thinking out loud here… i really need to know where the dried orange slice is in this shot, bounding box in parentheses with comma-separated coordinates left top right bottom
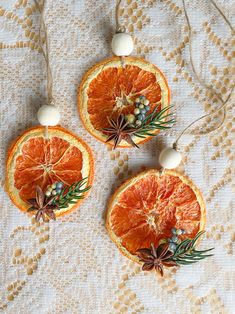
(6, 126, 94, 216)
(78, 56, 170, 147)
(106, 169, 206, 263)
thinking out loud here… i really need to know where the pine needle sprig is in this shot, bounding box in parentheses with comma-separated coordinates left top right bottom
(170, 231, 214, 265)
(53, 178, 91, 209)
(134, 106, 175, 138)
(102, 105, 175, 148)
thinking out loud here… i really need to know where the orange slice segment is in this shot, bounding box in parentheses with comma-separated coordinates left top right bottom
(106, 169, 206, 263)
(6, 126, 94, 216)
(78, 57, 170, 147)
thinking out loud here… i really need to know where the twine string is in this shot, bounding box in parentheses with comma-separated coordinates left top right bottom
(115, 0, 121, 31)
(44, 125, 49, 139)
(34, 0, 54, 105)
(115, 0, 125, 33)
(210, 0, 234, 34)
(173, 0, 234, 148)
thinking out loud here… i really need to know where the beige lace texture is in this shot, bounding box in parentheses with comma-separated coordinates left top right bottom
(0, 0, 234, 313)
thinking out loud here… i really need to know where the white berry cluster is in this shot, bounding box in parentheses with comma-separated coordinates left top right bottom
(125, 95, 150, 127)
(168, 228, 186, 252)
(45, 182, 63, 197)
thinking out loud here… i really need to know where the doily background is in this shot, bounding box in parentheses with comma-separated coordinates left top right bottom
(0, 0, 234, 313)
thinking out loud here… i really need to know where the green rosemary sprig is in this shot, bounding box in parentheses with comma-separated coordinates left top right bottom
(102, 104, 174, 148)
(53, 178, 91, 209)
(170, 231, 214, 265)
(136, 231, 214, 276)
(134, 106, 175, 138)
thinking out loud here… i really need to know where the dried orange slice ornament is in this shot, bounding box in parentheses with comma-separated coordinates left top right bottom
(77, 1, 173, 149)
(77, 1, 174, 149)
(5, 3, 94, 222)
(6, 126, 94, 219)
(106, 170, 213, 276)
(78, 57, 171, 148)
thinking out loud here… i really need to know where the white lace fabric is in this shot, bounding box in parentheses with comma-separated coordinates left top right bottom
(0, 0, 234, 313)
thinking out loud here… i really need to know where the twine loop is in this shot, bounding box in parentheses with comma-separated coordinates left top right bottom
(116, 0, 126, 33)
(174, 0, 234, 148)
(35, 0, 54, 105)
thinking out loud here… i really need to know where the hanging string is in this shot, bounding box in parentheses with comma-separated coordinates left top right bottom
(173, 0, 234, 149)
(115, 1, 126, 72)
(115, 0, 121, 31)
(115, 0, 125, 33)
(209, 0, 234, 34)
(34, 0, 54, 105)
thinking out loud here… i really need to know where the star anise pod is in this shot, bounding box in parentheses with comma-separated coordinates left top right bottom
(102, 115, 139, 149)
(27, 186, 58, 222)
(136, 243, 177, 276)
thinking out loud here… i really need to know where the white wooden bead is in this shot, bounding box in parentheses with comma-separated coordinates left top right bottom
(159, 147, 182, 169)
(37, 105, 60, 126)
(111, 33, 134, 56)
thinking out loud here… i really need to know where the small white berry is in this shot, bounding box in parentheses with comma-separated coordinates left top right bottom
(52, 190, 57, 196)
(111, 33, 134, 56)
(139, 104, 144, 109)
(134, 108, 140, 115)
(37, 105, 60, 126)
(45, 191, 51, 197)
(125, 114, 135, 124)
(135, 120, 142, 126)
(135, 97, 140, 103)
(51, 183, 56, 189)
(144, 99, 150, 106)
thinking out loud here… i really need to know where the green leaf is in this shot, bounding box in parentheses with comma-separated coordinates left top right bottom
(170, 232, 214, 265)
(193, 248, 215, 254)
(133, 105, 175, 139)
(54, 178, 91, 210)
(134, 134, 146, 139)
(175, 260, 199, 265)
(174, 239, 191, 255)
(191, 231, 205, 247)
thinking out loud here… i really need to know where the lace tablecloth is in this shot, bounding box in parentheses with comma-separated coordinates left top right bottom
(0, 0, 234, 313)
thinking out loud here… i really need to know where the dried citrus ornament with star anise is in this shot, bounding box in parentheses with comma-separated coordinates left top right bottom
(78, 57, 171, 148)
(106, 169, 213, 275)
(5, 1, 94, 220)
(6, 126, 94, 218)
